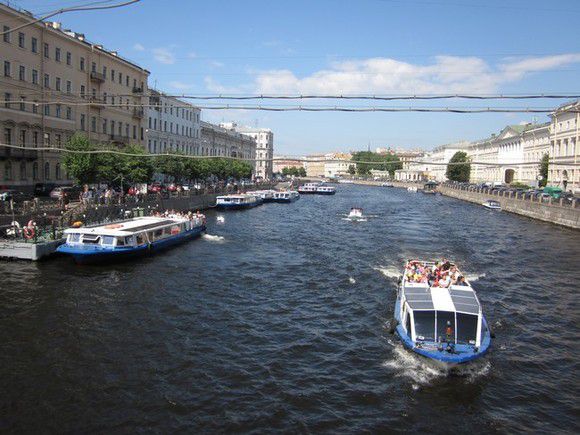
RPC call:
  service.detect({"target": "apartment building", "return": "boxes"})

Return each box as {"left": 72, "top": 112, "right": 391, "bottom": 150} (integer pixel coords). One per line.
{"left": 146, "top": 90, "right": 200, "bottom": 155}
{"left": 220, "top": 122, "right": 274, "bottom": 180}
{"left": 0, "top": 3, "right": 149, "bottom": 188}
{"left": 549, "top": 101, "right": 579, "bottom": 191}
{"left": 200, "top": 121, "right": 256, "bottom": 172}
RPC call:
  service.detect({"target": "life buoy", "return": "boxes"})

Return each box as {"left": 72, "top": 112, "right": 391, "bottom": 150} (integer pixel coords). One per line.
{"left": 23, "top": 220, "right": 35, "bottom": 239}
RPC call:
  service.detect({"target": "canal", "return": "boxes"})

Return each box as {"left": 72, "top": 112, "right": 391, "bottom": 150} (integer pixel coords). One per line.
{"left": 1, "top": 184, "right": 578, "bottom": 433}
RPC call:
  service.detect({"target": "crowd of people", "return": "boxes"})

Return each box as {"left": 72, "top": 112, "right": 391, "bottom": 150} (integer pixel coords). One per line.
{"left": 405, "top": 259, "right": 468, "bottom": 287}
{"left": 152, "top": 209, "right": 206, "bottom": 223}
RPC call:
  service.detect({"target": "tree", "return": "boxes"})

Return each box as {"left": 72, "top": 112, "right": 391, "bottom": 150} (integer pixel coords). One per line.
{"left": 298, "top": 167, "right": 306, "bottom": 177}
{"left": 351, "top": 151, "right": 402, "bottom": 177}
{"left": 62, "top": 134, "right": 99, "bottom": 184}
{"left": 446, "top": 151, "right": 471, "bottom": 182}
{"left": 348, "top": 164, "right": 356, "bottom": 175}
{"left": 539, "top": 153, "right": 549, "bottom": 187}
{"left": 156, "top": 153, "right": 186, "bottom": 182}
{"left": 122, "top": 144, "right": 155, "bottom": 183}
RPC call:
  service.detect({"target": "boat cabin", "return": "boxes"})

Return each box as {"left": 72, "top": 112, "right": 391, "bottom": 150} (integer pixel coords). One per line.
{"left": 398, "top": 271, "right": 483, "bottom": 348}
{"left": 216, "top": 194, "right": 258, "bottom": 205}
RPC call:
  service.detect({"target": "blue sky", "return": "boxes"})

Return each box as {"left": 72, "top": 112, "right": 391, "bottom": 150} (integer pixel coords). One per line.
{"left": 9, "top": 0, "right": 580, "bottom": 155}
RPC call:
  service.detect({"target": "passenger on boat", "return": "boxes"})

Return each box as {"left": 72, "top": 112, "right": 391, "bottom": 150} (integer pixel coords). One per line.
{"left": 455, "top": 275, "right": 468, "bottom": 286}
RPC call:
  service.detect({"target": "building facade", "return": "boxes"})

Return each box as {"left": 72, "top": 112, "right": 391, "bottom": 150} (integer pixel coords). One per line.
{"left": 324, "top": 152, "right": 352, "bottom": 178}
{"left": 0, "top": 3, "right": 149, "bottom": 188}
{"left": 220, "top": 122, "right": 273, "bottom": 180}
{"left": 272, "top": 156, "right": 303, "bottom": 174}
{"left": 549, "top": 101, "right": 579, "bottom": 192}
{"left": 303, "top": 154, "right": 325, "bottom": 177}
{"left": 146, "top": 90, "right": 200, "bottom": 155}
{"left": 200, "top": 121, "right": 256, "bottom": 173}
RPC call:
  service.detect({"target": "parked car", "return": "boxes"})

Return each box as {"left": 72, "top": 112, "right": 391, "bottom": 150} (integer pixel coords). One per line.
{"left": 34, "top": 183, "right": 57, "bottom": 197}
{"left": 49, "top": 186, "right": 79, "bottom": 200}
{"left": 560, "top": 192, "right": 577, "bottom": 204}
{"left": 542, "top": 186, "right": 563, "bottom": 199}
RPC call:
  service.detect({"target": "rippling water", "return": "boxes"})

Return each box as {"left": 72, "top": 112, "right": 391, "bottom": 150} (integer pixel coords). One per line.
{"left": 1, "top": 185, "right": 579, "bottom": 433}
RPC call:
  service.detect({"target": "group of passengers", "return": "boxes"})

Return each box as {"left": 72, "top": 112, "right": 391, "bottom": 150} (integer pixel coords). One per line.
{"left": 152, "top": 209, "right": 206, "bottom": 222}
{"left": 405, "top": 259, "right": 468, "bottom": 287}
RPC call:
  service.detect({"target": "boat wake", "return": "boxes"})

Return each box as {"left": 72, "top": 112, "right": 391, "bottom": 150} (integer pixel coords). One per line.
{"left": 349, "top": 277, "right": 356, "bottom": 284}
{"left": 341, "top": 217, "right": 368, "bottom": 222}
{"left": 382, "top": 344, "right": 491, "bottom": 389}
{"left": 373, "top": 265, "right": 401, "bottom": 280}
{"left": 465, "top": 272, "right": 486, "bottom": 281}
{"left": 202, "top": 234, "right": 225, "bottom": 243}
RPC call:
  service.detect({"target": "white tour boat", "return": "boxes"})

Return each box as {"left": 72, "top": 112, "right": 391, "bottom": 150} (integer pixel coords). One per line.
{"left": 272, "top": 191, "right": 300, "bottom": 203}
{"left": 216, "top": 194, "right": 263, "bottom": 209}
{"left": 482, "top": 199, "right": 501, "bottom": 210}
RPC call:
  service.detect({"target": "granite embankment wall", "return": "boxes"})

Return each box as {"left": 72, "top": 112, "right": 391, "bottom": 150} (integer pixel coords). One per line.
{"left": 439, "top": 187, "right": 580, "bottom": 230}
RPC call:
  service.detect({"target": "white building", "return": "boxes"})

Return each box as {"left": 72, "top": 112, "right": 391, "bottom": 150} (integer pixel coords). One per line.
{"left": 220, "top": 122, "right": 273, "bottom": 180}
{"left": 429, "top": 141, "right": 470, "bottom": 182}
{"left": 549, "top": 100, "right": 579, "bottom": 192}
{"left": 146, "top": 89, "right": 201, "bottom": 155}
{"left": 394, "top": 152, "right": 433, "bottom": 181}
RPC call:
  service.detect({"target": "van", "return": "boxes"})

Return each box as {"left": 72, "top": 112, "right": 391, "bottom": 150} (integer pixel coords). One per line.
{"left": 542, "top": 186, "right": 563, "bottom": 199}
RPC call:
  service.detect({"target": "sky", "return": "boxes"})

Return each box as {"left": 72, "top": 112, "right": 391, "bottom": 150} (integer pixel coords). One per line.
{"left": 7, "top": 0, "right": 580, "bottom": 155}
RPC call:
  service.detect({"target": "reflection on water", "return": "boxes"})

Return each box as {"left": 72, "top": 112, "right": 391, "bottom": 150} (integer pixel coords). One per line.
{"left": 0, "top": 184, "right": 578, "bottom": 433}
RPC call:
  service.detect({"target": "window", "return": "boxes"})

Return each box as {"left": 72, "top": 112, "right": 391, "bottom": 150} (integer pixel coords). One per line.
{"left": 91, "top": 62, "right": 96, "bottom": 73}
{"left": 66, "top": 51, "right": 71, "bottom": 65}
{"left": 102, "top": 65, "right": 107, "bottom": 76}
{"left": 80, "top": 57, "right": 85, "bottom": 71}
{"left": 33, "top": 132, "right": 38, "bottom": 147}
{"left": 44, "top": 73, "right": 50, "bottom": 88}
{"left": 31, "top": 37, "right": 37, "bottom": 53}
{"left": 55, "top": 163, "right": 61, "bottom": 180}
{"left": 19, "top": 65, "right": 25, "bottom": 81}
{"left": 44, "top": 42, "right": 49, "bottom": 58}
{"left": 4, "top": 161, "right": 12, "bottom": 181}
{"left": 111, "top": 69, "right": 115, "bottom": 81}
{"left": 55, "top": 134, "right": 62, "bottom": 148}
{"left": 111, "top": 120, "right": 115, "bottom": 134}
{"left": 55, "top": 77, "right": 61, "bottom": 91}
{"left": 32, "top": 162, "right": 38, "bottom": 180}
{"left": 3, "top": 26, "right": 10, "bottom": 43}
{"left": 44, "top": 133, "right": 50, "bottom": 146}
{"left": 80, "top": 114, "right": 86, "bottom": 130}
{"left": 55, "top": 47, "right": 61, "bottom": 62}
{"left": 125, "top": 75, "right": 129, "bottom": 87}
{"left": 80, "top": 85, "right": 85, "bottom": 97}
{"left": 91, "top": 116, "right": 96, "bottom": 132}
{"left": 20, "top": 130, "right": 26, "bottom": 145}
{"left": 456, "top": 313, "right": 478, "bottom": 345}
{"left": 19, "top": 97, "right": 26, "bottom": 111}
{"left": 436, "top": 311, "right": 455, "bottom": 343}
{"left": 56, "top": 104, "right": 61, "bottom": 118}
{"left": 102, "top": 236, "right": 115, "bottom": 245}
{"left": 18, "top": 32, "right": 25, "bottom": 48}
{"left": 132, "top": 125, "right": 137, "bottom": 139}
{"left": 20, "top": 161, "right": 27, "bottom": 180}
{"left": 44, "top": 162, "right": 50, "bottom": 181}
{"left": 66, "top": 80, "right": 71, "bottom": 94}
{"left": 32, "top": 69, "right": 38, "bottom": 84}
{"left": 125, "top": 123, "right": 129, "bottom": 137}
{"left": 413, "top": 311, "right": 435, "bottom": 341}
{"left": 118, "top": 72, "right": 122, "bottom": 84}
{"left": 4, "top": 93, "right": 11, "bottom": 108}
{"left": 4, "top": 61, "right": 11, "bottom": 77}
{"left": 66, "top": 107, "right": 72, "bottom": 120}
{"left": 102, "top": 119, "right": 107, "bottom": 134}
{"left": 32, "top": 101, "right": 38, "bottom": 114}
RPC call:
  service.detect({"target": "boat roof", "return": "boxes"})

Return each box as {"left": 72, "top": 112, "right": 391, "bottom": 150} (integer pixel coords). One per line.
{"left": 217, "top": 194, "right": 254, "bottom": 199}
{"left": 403, "top": 282, "right": 481, "bottom": 315}
{"left": 64, "top": 216, "right": 185, "bottom": 236}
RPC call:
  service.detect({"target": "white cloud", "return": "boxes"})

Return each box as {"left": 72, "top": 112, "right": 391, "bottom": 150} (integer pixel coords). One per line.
{"left": 206, "top": 53, "right": 580, "bottom": 95}
{"left": 208, "top": 60, "right": 224, "bottom": 68}
{"left": 133, "top": 43, "right": 145, "bottom": 51}
{"left": 187, "top": 51, "right": 197, "bottom": 59}
{"left": 152, "top": 47, "right": 175, "bottom": 65}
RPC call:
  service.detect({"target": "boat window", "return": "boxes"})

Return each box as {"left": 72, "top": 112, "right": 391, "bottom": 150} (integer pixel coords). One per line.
{"left": 136, "top": 234, "right": 145, "bottom": 245}
{"left": 164, "top": 226, "right": 172, "bottom": 235}
{"left": 117, "top": 237, "right": 125, "bottom": 246}
{"left": 82, "top": 234, "right": 100, "bottom": 244}
{"left": 436, "top": 311, "right": 456, "bottom": 343}
{"left": 457, "top": 313, "right": 478, "bottom": 345}
{"left": 413, "top": 311, "right": 435, "bottom": 341}
{"left": 154, "top": 229, "right": 163, "bottom": 239}
{"left": 404, "top": 310, "right": 411, "bottom": 333}
{"left": 101, "top": 236, "right": 115, "bottom": 245}
{"left": 69, "top": 233, "right": 80, "bottom": 243}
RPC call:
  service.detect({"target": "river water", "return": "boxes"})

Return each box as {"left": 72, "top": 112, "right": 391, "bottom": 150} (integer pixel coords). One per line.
{"left": 1, "top": 184, "right": 579, "bottom": 433}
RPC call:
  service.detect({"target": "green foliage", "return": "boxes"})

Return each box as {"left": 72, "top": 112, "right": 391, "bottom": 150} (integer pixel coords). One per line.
{"left": 539, "top": 153, "right": 549, "bottom": 187}
{"left": 350, "top": 151, "right": 402, "bottom": 177}
{"left": 509, "top": 182, "right": 530, "bottom": 189}
{"left": 348, "top": 165, "right": 356, "bottom": 175}
{"left": 445, "top": 151, "right": 471, "bottom": 182}
{"left": 62, "top": 134, "right": 99, "bottom": 184}
{"left": 281, "top": 166, "right": 306, "bottom": 177}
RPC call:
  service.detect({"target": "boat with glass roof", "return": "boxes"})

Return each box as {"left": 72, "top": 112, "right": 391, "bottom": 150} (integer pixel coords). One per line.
{"left": 216, "top": 193, "right": 263, "bottom": 209}
{"left": 393, "top": 260, "right": 491, "bottom": 365}
{"left": 272, "top": 190, "right": 300, "bottom": 203}
{"left": 57, "top": 215, "right": 206, "bottom": 264}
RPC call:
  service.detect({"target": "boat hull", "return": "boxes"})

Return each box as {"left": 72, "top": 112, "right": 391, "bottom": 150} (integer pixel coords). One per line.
{"left": 57, "top": 225, "right": 206, "bottom": 264}
{"left": 215, "top": 200, "right": 262, "bottom": 210}
{"left": 272, "top": 196, "right": 300, "bottom": 203}
{"left": 316, "top": 190, "right": 336, "bottom": 195}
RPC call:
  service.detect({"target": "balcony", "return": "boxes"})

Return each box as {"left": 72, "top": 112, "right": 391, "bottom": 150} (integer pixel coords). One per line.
{"left": 132, "top": 86, "right": 143, "bottom": 94}
{"left": 109, "top": 134, "right": 128, "bottom": 144}
{"left": 132, "top": 108, "right": 144, "bottom": 119}
{"left": 90, "top": 70, "right": 106, "bottom": 83}
{"left": 88, "top": 96, "right": 105, "bottom": 109}
{"left": 0, "top": 147, "right": 39, "bottom": 160}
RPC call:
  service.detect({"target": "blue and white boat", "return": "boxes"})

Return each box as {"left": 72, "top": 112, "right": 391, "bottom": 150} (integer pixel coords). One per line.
{"left": 298, "top": 182, "right": 320, "bottom": 194}
{"left": 316, "top": 185, "right": 336, "bottom": 195}
{"left": 272, "top": 190, "right": 300, "bottom": 203}
{"left": 393, "top": 260, "right": 491, "bottom": 365}
{"left": 216, "top": 193, "right": 262, "bottom": 209}
{"left": 247, "top": 190, "right": 276, "bottom": 203}
{"left": 57, "top": 215, "right": 206, "bottom": 264}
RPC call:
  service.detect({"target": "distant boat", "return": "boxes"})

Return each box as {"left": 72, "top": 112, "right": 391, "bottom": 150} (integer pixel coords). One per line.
{"left": 272, "top": 191, "right": 300, "bottom": 203}
{"left": 246, "top": 190, "right": 275, "bottom": 203}
{"left": 298, "top": 182, "right": 320, "bottom": 194}
{"left": 57, "top": 215, "right": 206, "bottom": 264}
{"left": 407, "top": 186, "right": 418, "bottom": 192}
{"left": 316, "top": 185, "right": 336, "bottom": 195}
{"left": 394, "top": 260, "right": 492, "bottom": 365}
{"left": 421, "top": 181, "right": 438, "bottom": 194}
{"left": 216, "top": 194, "right": 262, "bottom": 209}
{"left": 381, "top": 182, "right": 394, "bottom": 187}
{"left": 345, "top": 207, "right": 367, "bottom": 221}
{"left": 482, "top": 199, "right": 501, "bottom": 210}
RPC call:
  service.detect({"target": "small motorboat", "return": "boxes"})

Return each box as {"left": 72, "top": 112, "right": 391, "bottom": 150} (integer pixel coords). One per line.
{"left": 381, "top": 182, "right": 394, "bottom": 187}
{"left": 482, "top": 199, "right": 501, "bottom": 210}
{"left": 346, "top": 207, "right": 365, "bottom": 221}
{"left": 407, "top": 186, "right": 418, "bottom": 193}
{"left": 393, "top": 260, "right": 492, "bottom": 365}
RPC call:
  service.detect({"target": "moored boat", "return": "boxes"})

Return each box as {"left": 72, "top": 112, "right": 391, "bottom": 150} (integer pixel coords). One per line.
{"left": 393, "top": 260, "right": 491, "bottom": 365}
{"left": 57, "top": 215, "right": 206, "bottom": 264}
{"left": 407, "top": 186, "right": 418, "bottom": 192}
{"left": 247, "top": 190, "right": 275, "bottom": 203}
{"left": 298, "top": 182, "right": 320, "bottom": 194}
{"left": 316, "top": 185, "right": 336, "bottom": 195}
{"left": 272, "top": 190, "right": 300, "bottom": 203}
{"left": 482, "top": 199, "right": 501, "bottom": 210}
{"left": 216, "top": 194, "right": 263, "bottom": 209}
